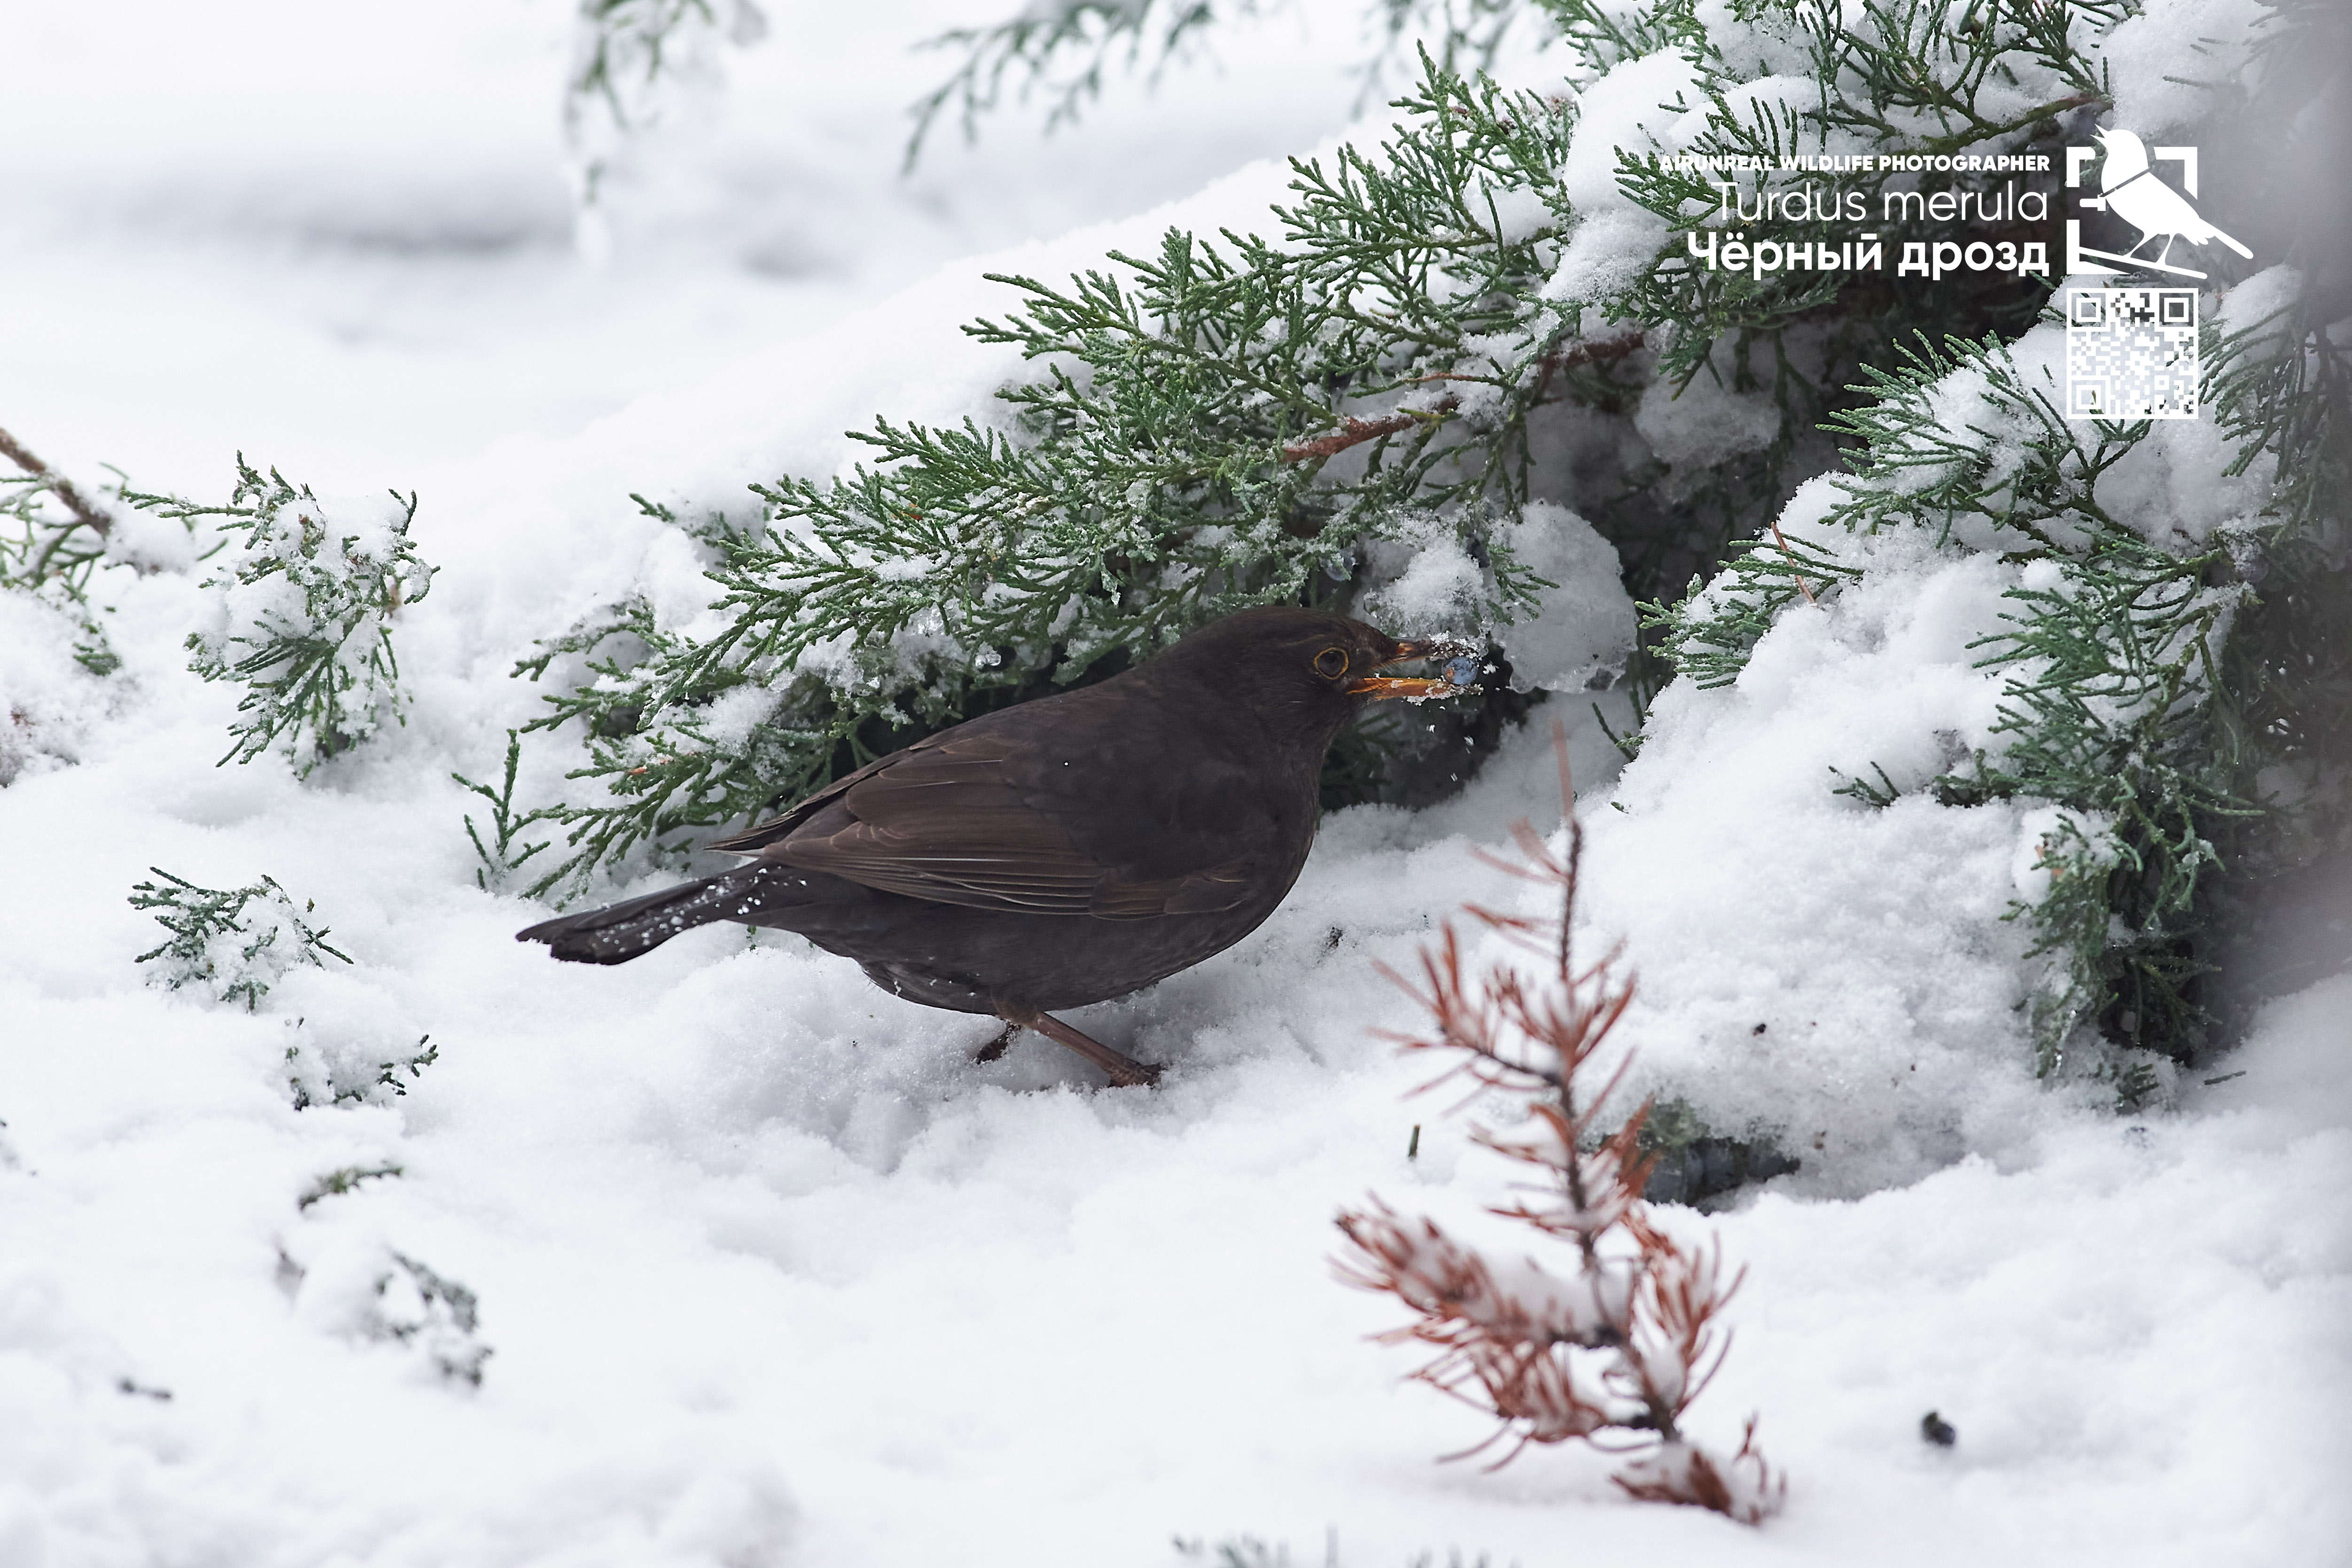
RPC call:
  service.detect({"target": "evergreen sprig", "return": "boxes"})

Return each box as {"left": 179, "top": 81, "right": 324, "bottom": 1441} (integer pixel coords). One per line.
{"left": 284, "top": 1029, "right": 441, "bottom": 1111}
{"left": 381, "top": 1251, "right": 490, "bottom": 1386}
{"left": 904, "top": 0, "right": 1532, "bottom": 166}
{"left": 907, "top": 0, "right": 1243, "bottom": 164}
{"left": 129, "top": 867, "right": 354, "bottom": 1011}
{"left": 126, "top": 458, "right": 435, "bottom": 776}
{"left": 1974, "top": 532, "right": 2251, "bottom": 1075}
{"left": 0, "top": 472, "right": 110, "bottom": 606}
{"left": 0, "top": 430, "right": 130, "bottom": 678}
{"left": 454, "top": 730, "right": 553, "bottom": 892}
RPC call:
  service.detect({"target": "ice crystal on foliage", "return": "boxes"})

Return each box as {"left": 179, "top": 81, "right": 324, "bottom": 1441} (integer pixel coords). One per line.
{"left": 125, "top": 458, "right": 434, "bottom": 776}
{"left": 128, "top": 868, "right": 352, "bottom": 1012}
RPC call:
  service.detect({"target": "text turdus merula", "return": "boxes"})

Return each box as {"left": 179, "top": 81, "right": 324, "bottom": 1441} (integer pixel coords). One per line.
{"left": 517, "top": 607, "right": 1471, "bottom": 1084}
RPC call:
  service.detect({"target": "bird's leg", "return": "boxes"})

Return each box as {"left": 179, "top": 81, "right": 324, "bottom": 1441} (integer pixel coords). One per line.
{"left": 973, "top": 1021, "right": 1018, "bottom": 1064}
{"left": 993, "top": 1000, "right": 1163, "bottom": 1089}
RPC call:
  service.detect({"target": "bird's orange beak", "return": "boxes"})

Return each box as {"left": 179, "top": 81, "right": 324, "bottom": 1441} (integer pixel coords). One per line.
{"left": 1347, "top": 637, "right": 1480, "bottom": 701}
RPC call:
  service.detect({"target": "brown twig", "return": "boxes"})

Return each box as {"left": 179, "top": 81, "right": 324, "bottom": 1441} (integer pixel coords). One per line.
{"left": 1280, "top": 329, "right": 1647, "bottom": 465}
{"left": 1280, "top": 396, "right": 1459, "bottom": 464}
{"left": 1541, "top": 328, "right": 1646, "bottom": 378}
{"left": 1527, "top": 328, "right": 1647, "bottom": 407}
{"left": 0, "top": 426, "right": 113, "bottom": 537}
{"left": 1768, "top": 517, "right": 1817, "bottom": 604}
{"left": 1335, "top": 718, "right": 1782, "bottom": 1523}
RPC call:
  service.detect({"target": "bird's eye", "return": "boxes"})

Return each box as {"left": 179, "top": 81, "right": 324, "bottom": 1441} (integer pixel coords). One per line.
{"left": 1314, "top": 647, "right": 1350, "bottom": 679}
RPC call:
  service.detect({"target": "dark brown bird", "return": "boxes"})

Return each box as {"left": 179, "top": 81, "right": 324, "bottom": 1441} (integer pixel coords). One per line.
{"left": 516, "top": 607, "right": 1470, "bottom": 1085}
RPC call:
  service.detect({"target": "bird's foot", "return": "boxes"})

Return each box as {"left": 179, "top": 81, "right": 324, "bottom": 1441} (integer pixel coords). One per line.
{"left": 974, "top": 1022, "right": 1018, "bottom": 1064}
{"left": 993, "top": 1001, "right": 1163, "bottom": 1089}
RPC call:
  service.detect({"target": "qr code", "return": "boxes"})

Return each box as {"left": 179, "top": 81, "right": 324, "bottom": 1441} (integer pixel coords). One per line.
{"left": 2065, "top": 288, "right": 2199, "bottom": 420}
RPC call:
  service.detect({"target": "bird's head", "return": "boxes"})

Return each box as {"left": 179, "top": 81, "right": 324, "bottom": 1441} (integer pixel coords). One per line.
{"left": 2095, "top": 127, "right": 2149, "bottom": 174}
{"left": 1151, "top": 606, "right": 1478, "bottom": 749}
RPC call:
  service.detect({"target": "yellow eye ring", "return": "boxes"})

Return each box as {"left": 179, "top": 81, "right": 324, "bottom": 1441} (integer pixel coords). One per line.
{"left": 1314, "top": 647, "right": 1350, "bottom": 679}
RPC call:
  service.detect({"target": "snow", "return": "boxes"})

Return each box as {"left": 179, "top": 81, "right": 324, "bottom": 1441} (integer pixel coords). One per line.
{"left": 0, "top": 592, "right": 110, "bottom": 787}
{"left": 3, "top": 3, "right": 2346, "bottom": 1566}
{"left": 1634, "top": 352, "right": 1783, "bottom": 473}
{"left": 2103, "top": 0, "right": 2274, "bottom": 137}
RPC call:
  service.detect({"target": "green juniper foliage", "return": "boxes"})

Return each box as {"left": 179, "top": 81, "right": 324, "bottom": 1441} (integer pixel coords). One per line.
{"left": 455, "top": 729, "right": 553, "bottom": 892}
{"left": 520, "top": 0, "right": 2127, "bottom": 900}
{"left": 1628, "top": 0, "right": 2344, "bottom": 1078}
{"left": 0, "top": 432, "right": 128, "bottom": 678}
{"left": 380, "top": 1251, "right": 489, "bottom": 1387}
{"left": 278, "top": 1242, "right": 491, "bottom": 1386}
{"left": 283, "top": 1028, "right": 440, "bottom": 1112}
{"left": 0, "top": 466, "right": 110, "bottom": 601}
{"left": 904, "top": 0, "right": 1534, "bottom": 165}
{"left": 296, "top": 1163, "right": 406, "bottom": 1211}
{"left": 565, "top": 0, "right": 766, "bottom": 208}
{"left": 1651, "top": 311, "right": 2317, "bottom": 1082}
{"left": 125, "top": 458, "right": 434, "bottom": 776}
{"left": 129, "top": 867, "right": 354, "bottom": 1011}
{"left": 907, "top": 0, "right": 1251, "bottom": 163}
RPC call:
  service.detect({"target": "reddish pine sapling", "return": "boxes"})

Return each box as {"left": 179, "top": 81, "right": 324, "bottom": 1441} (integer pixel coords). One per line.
{"left": 1335, "top": 723, "right": 1783, "bottom": 1523}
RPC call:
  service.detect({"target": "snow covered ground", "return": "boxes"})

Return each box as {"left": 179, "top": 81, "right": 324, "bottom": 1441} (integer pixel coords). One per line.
{"left": 3, "top": 2, "right": 2346, "bottom": 1564}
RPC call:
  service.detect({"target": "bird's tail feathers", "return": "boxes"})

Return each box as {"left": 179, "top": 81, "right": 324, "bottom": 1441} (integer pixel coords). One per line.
{"left": 518, "top": 868, "right": 777, "bottom": 965}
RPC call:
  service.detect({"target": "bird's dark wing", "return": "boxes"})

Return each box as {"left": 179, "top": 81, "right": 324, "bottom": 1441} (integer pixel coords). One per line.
{"left": 704, "top": 743, "right": 903, "bottom": 856}
{"left": 725, "top": 718, "right": 1279, "bottom": 921}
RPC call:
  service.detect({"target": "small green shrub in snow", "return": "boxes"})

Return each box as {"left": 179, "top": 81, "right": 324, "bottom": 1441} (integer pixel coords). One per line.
{"left": 282, "top": 1233, "right": 491, "bottom": 1388}
{"left": 125, "top": 457, "right": 435, "bottom": 775}
{"left": 379, "top": 1251, "right": 490, "bottom": 1386}
{"left": 129, "top": 867, "right": 353, "bottom": 1011}
{"left": 129, "top": 868, "right": 440, "bottom": 1109}
{"left": 296, "top": 1163, "right": 405, "bottom": 1211}
{"left": 1, "top": 427, "right": 130, "bottom": 680}
{"left": 454, "top": 728, "right": 553, "bottom": 891}
{"left": 282, "top": 1027, "right": 441, "bottom": 1112}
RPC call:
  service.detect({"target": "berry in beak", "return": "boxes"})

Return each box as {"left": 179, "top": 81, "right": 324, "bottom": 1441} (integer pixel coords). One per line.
{"left": 1347, "top": 637, "right": 1482, "bottom": 701}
